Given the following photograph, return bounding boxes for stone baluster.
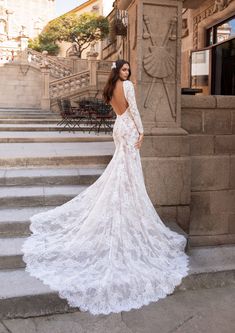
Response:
[49,70,91,100]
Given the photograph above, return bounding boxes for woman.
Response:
[22,59,190,315]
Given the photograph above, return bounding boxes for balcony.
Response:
[114,9,128,36]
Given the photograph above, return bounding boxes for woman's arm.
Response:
[125,80,144,135]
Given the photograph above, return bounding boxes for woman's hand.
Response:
[134,133,144,149]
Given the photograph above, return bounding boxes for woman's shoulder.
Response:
[124,79,133,86]
[123,80,134,91]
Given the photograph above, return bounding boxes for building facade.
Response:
[0,0,56,61]
[103,0,235,96]
[0,0,55,39]
[182,0,235,95]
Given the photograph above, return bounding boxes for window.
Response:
[211,38,235,95]
[191,49,210,94]
[206,16,235,46]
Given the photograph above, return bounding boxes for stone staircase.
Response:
[1,48,111,111]
[0,107,114,138]
[27,48,73,79]
[26,48,112,112]
[0,107,234,319]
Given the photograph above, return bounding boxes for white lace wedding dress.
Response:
[22,79,190,315]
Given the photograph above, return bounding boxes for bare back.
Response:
[110,80,129,116]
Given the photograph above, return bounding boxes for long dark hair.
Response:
[103,59,131,104]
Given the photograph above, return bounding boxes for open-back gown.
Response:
[22,79,190,315]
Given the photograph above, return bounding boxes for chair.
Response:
[56,98,74,130]
[89,100,115,134]
[57,98,85,132]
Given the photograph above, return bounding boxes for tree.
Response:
[31,13,109,58]
[28,33,60,56]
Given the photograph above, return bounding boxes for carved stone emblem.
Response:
[142,15,176,117]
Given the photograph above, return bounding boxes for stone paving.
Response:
[0,286,234,333]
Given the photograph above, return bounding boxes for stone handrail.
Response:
[49,70,90,99]
[27,49,73,78]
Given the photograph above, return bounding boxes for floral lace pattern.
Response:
[123,80,144,134]
[22,80,190,315]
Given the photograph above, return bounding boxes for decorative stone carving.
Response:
[86,41,99,60]
[0,0,7,39]
[142,15,176,117]
[132,5,137,50]
[182,18,189,38]
[213,0,233,13]
[193,0,234,48]
[0,19,6,34]
[66,42,80,58]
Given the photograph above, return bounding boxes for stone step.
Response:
[0,185,88,208]
[0,108,43,112]
[0,110,57,116]
[0,124,114,132]
[0,206,57,237]
[0,111,58,116]
[0,237,26,269]
[0,131,113,143]
[0,110,58,118]
[0,269,74,319]
[0,119,61,124]
[0,115,59,119]
[0,141,114,167]
[0,167,104,186]
[0,221,188,268]
[0,211,188,240]
[175,244,235,292]
[0,244,234,319]
[0,155,112,167]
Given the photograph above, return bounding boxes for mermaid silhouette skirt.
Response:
[22,108,190,315]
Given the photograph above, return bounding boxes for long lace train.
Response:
[22,80,190,315]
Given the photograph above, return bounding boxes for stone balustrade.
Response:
[27,49,73,78]
[49,70,91,99]
[48,60,113,101]
[0,48,18,63]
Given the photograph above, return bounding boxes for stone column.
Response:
[40,51,51,111]
[6,9,14,38]
[86,41,99,61]
[122,0,191,231]
[20,36,29,51]
[87,42,98,86]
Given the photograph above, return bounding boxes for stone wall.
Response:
[0,63,41,108]
[181,95,235,246]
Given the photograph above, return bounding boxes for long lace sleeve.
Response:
[124,80,144,134]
